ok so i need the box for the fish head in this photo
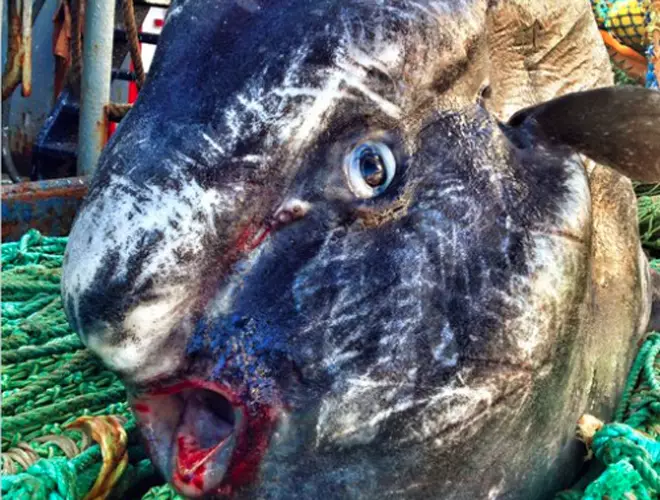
[61,0,660,498]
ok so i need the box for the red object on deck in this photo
[128,57,140,105]
[108,23,142,140]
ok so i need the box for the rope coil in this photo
[1,231,180,500]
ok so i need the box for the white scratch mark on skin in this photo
[287,71,346,145]
[316,374,417,447]
[433,324,457,366]
[172,150,197,167]
[327,350,360,366]
[165,4,183,23]
[344,399,415,435]
[272,87,352,100]
[407,2,435,18]
[488,479,506,500]
[230,154,271,164]
[213,21,405,154]
[337,42,403,118]
[201,132,225,155]
[224,108,243,147]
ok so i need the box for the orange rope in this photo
[600,29,647,64]
[599,29,648,83]
[67,416,129,500]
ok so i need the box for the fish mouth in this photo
[130,380,248,498]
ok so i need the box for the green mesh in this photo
[1,230,181,499]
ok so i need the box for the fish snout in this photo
[130,380,279,498]
[60,176,273,383]
[61,238,197,381]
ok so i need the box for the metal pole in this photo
[77,0,116,176]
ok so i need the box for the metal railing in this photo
[77,0,168,175]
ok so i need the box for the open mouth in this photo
[172,387,241,496]
[130,381,245,498]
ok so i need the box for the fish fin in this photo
[507,86,660,183]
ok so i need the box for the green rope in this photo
[0,439,149,500]
[555,332,660,499]
[0,232,180,500]
[638,196,660,253]
[615,333,660,422]
[2,351,95,414]
[140,484,186,500]
[0,232,162,500]
[2,335,84,365]
[3,385,128,436]
[582,461,650,500]
[2,459,81,500]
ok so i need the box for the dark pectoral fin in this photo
[507,86,660,183]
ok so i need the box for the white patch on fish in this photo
[487,478,506,499]
[87,285,190,380]
[232,154,270,164]
[63,172,243,377]
[164,3,184,23]
[432,324,457,366]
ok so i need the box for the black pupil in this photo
[360,150,386,187]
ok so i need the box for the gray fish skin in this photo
[60,0,655,499]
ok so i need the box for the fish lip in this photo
[132,379,279,498]
[131,380,245,497]
[144,378,240,401]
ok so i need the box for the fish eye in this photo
[345,141,396,198]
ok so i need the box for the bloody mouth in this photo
[131,379,279,498]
